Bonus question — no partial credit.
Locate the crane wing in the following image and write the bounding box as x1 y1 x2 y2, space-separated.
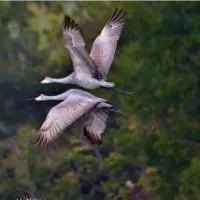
90 9 127 78
32 96 99 148
63 16 99 77
83 108 110 145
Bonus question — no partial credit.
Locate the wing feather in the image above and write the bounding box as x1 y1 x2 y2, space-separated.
63 15 99 77
90 9 127 77
83 108 110 145
32 96 100 148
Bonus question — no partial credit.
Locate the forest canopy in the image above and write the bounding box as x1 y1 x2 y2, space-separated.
0 2 200 200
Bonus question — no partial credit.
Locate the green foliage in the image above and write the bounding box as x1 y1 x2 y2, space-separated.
179 158 200 200
0 2 200 200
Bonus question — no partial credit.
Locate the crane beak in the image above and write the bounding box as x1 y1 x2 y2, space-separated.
32 77 46 85
32 81 41 85
27 95 38 101
27 97 34 101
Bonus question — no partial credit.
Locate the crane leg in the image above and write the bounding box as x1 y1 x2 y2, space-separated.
101 86 136 96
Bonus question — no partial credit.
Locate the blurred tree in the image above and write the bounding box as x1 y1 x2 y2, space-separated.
0 1 200 200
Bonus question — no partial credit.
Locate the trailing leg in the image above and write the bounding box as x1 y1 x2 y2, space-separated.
101 86 136 96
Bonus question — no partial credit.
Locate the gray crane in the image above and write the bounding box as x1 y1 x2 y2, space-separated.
31 89 127 148
39 9 135 96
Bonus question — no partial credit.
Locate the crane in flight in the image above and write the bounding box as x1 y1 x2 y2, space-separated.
39 9 135 96
31 89 128 148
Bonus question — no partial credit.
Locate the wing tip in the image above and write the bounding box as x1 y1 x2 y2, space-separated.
63 15 70 29
83 127 103 145
63 14 80 32
31 131 48 149
109 8 127 24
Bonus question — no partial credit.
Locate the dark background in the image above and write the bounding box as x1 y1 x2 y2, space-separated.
0 2 200 199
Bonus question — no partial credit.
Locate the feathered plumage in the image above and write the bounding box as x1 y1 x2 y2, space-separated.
32 89 127 148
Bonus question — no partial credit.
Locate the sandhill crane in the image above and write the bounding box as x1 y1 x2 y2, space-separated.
31 89 127 148
39 9 135 96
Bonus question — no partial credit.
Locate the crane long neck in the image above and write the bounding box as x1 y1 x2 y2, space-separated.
43 92 69 101
47 73 74 84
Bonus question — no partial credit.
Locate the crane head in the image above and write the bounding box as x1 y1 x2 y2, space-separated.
33 77 51 85
40 77 52 84
28 94 46 101
34 94 46 101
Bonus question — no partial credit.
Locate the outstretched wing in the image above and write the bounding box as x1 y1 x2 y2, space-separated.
63 16 99 77
90 9 127 78
83 108 111 145
32 96 99 148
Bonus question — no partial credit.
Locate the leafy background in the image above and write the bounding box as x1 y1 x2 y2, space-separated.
0 2 200 200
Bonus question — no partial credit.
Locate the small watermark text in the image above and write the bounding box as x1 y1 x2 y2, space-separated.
17 198 44 200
